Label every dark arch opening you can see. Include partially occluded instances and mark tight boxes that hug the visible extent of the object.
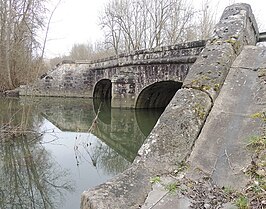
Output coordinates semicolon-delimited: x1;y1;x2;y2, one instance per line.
93;79;112;100
136;81;182;109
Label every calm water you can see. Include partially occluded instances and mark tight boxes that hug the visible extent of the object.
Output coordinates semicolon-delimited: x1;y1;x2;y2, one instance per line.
0;97;163;209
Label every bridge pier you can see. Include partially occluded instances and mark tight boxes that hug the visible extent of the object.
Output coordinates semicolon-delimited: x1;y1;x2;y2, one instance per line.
111;74;136;108
111;76;183;109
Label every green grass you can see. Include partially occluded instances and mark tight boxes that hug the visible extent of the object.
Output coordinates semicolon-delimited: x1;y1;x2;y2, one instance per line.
149;176;161;184
234;195;249;209
165;183;178;194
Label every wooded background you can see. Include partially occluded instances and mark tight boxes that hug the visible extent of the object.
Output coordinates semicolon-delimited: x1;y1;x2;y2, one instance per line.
0;0;215;91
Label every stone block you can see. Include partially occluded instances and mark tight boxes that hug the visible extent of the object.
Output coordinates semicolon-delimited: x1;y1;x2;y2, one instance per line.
81;164;153;209
187;64;265;190
183;43;235;101
134;88;212;173
212;3;258;54
232;45;266;70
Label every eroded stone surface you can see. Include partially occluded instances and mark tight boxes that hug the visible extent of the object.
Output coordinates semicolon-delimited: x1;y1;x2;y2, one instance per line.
183;43;235;101
81;164;152;209
187;45;266;190
141;175;191;209
212;3;258;54
232;45;266;70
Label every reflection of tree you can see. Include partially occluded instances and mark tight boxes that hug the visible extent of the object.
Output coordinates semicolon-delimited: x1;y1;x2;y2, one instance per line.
74;134;131;176
0;97;45;133
0;133;74;209
0;98;74;209
96;144;131;175
12;96;160;177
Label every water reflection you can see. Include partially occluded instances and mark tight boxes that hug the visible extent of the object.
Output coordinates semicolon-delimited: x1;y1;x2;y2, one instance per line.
93;98;111;125
0;99;74;209
0;97;163;209
74;134;131;175
29;97;158;163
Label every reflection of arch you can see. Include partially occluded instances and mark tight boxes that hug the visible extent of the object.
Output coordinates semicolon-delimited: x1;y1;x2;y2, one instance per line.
135;109;164;137
93;98;111;125
93;79;112;100
135;81;182;109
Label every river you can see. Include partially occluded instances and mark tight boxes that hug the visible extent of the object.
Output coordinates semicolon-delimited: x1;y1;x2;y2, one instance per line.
0;97;163;209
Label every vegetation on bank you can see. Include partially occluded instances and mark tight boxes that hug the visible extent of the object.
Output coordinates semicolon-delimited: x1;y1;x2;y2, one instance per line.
242;111;266;208
0;0;50;91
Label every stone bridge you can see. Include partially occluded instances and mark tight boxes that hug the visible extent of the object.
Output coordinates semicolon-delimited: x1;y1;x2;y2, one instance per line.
80;3;266;209
20;41;206;108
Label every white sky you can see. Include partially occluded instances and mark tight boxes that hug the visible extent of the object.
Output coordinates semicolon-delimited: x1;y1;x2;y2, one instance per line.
43;0;266;58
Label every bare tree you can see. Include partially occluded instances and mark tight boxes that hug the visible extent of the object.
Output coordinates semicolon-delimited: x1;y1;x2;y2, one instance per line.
99;0;122;55
69;43;92;60
0;0;48;91
165;0;195;44
69;42;115;60
197;0;216;40
99;0;216;54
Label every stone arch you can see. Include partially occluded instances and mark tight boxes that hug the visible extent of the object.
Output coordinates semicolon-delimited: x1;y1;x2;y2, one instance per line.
135;81;182;109
93;79;112;100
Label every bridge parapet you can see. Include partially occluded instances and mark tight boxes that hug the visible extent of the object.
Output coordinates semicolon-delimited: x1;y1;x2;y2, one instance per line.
72;40;206;70
53;40;205;70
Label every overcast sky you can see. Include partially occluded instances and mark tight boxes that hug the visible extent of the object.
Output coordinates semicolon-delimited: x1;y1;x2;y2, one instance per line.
43;0;266;58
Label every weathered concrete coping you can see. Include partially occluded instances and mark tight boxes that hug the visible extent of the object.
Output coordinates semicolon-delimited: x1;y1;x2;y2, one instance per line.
80;3;259;209
184;3;258;101
87;56;198;71
187;45;266;191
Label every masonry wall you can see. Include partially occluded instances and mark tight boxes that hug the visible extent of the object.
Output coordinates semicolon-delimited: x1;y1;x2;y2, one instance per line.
19;41;205;108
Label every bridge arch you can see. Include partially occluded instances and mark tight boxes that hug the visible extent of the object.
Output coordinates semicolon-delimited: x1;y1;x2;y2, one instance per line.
93;79;112;100
135;81;182;109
